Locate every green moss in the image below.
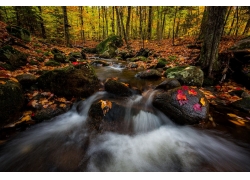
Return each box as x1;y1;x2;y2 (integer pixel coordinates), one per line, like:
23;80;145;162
156;58;168;68
165;66;188;75
168;55;177;61
96;35;123;54
45;60;61;66
6;26;31;42
43;51;51;56
29;59;39;65
129;56;147;62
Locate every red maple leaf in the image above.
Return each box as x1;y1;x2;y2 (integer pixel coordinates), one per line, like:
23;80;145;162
193;103;202;111
177;89;183;94
182;85;189;90
72;62;79;65
188;89;197;96
177;93;187;101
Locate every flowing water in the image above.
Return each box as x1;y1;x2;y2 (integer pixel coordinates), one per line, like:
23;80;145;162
0;61;250;172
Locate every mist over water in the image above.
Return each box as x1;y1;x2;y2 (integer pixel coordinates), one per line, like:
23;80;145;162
0;90;250;172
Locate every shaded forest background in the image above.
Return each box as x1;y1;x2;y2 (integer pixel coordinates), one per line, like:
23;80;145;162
0;6;249;46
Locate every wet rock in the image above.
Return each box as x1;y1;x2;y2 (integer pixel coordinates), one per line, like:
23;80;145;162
117;50;135;59
165;66;204;87
135;69;161;79
231;97;250;113
6;25;31;42
33;104;70;122
37;63;101;98
0;78;24;127
0;45;28;70
127;62;138;69
81;47;97;54
135;48;152;57
96;35;123;58
152;86;209;125
104;78;132;97
155;78;181;91
16;73;37;88
90;60;110;67
54;53;67;63
68;52;86;62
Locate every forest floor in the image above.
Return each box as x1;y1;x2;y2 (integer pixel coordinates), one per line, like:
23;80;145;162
1;21;250;141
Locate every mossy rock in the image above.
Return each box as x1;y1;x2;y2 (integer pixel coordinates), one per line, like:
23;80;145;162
156;58;168;68
0;78;24;127
54;53;67;63
135;69;162;79
165;66;204;87
0;62;14;71
0;45;28;70
128;56;147;62
37;63;101;98
45;60;61;67
229;36;250;50
6;25;31;42
29;59;39;65
16;74;37;88
96;35;123;58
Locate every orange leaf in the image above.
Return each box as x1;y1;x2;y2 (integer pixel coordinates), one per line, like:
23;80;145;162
200;98;206;106
188;89;197;96
177;93;187;101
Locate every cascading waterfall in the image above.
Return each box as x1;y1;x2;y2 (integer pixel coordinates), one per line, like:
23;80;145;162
0;90;250;172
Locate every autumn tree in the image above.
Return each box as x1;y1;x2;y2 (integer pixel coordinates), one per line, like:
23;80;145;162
62;6;71;47
198;6;227;78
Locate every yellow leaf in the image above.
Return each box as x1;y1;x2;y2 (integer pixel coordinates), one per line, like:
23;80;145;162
0;80;6;85
227;113;239;118
20;115;31;122
229;119;245;126
200;97;206;106
59;104;66;108
100;100;112;115
9;77;18;82
23;111;32;116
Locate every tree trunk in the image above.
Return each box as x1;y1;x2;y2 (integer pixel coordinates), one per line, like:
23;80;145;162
62;6;71;47
228;9;237;35
118;7;128;48
112;6;115;35
243;8;250;35
197;7;208;40
38;6;46;39
147;6;153;40
172;6;178;45
198;6;227;77
222;6;232;35
115;6;121;37
126;6;131;40
14;6;21;26
79;6;85;43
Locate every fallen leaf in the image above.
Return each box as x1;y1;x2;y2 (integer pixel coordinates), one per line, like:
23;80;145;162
177;89;183;94
20;115;31;122
9;77;18;82
0;80;6;85
177;93;187;101
193;103;202;111
182;85;189;90
188;89;197;96
229;119;245;126
200;98;206;106
59;104;66;108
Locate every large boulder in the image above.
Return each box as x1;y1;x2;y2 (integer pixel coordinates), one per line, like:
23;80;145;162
68;52;86;62
135;69;161;79
0;78;24;127
96;35;123;58
37;63;101;98
227;37;250;89
6;25;31;42
104;78;132;97
16;73;37;88
231;97;250;113
155;78;181;91
152;86;209;125
0;45;28;70
165;66;204;87
51;48;67;63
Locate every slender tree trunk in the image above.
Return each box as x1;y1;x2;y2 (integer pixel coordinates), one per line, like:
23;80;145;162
222;6;232;35
198;6;227;77
235;6;239;36
139;6;142;39
161;8;167;40
147;6;153;40
118;7;128;47
14;6;21;26
172;6;178;45
243;8;250;35
228;9;237;35
126;6;131;40
38;6;46;39
79;6;85;43
0;7;3;21
112;6;115;35
115;6;121;37
62;6;71;47
197;7;208;40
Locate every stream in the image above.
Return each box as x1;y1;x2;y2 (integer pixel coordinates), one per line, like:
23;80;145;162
0;59;250;172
